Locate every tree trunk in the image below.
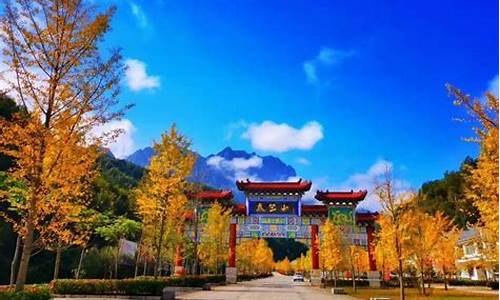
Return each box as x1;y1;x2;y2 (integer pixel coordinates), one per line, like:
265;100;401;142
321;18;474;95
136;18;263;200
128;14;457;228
443;266;448;291
420;269;426;295
15;216;35;291
143;260;147;276
398;258;405;300
154;216;166;278
76;247;85;279
395;233;405;300
134;231;144;278
115;240;120;279
10;235;21;286
192;205;199;275
352;266;356;293
53;244;62;280
333;271;337;288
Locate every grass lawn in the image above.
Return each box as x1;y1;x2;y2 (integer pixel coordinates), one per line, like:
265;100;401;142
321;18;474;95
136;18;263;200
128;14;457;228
344;287;498;300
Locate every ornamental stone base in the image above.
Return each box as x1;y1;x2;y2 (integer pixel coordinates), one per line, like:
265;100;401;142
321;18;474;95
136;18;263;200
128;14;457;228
367;271;381;287
226;267;237;284
174;266;185;276
310;269;322;286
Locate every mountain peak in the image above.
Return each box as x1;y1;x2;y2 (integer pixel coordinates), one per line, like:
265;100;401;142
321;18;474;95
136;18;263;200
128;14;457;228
125;146;297;202
126;146;154;167
216;146;251;159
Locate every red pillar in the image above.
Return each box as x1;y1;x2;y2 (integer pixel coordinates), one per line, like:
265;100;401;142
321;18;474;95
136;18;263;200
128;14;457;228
174;224;186;276
311;224;319;270
174;244;185;276
366;224;377;271
228;223;237;268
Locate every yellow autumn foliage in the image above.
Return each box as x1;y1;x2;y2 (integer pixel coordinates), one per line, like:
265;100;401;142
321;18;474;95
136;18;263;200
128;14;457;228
135;125;195;276
319;220;344;273
275;257;293;275
198;202;232;273
449;86;498;263
0;0;123;290
237;239;274;275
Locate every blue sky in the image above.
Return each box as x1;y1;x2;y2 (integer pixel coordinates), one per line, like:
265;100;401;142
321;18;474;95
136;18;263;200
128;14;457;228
101;0;498;203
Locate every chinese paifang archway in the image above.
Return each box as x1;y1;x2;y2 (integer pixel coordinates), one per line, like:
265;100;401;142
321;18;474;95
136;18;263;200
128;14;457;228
180;179;380;286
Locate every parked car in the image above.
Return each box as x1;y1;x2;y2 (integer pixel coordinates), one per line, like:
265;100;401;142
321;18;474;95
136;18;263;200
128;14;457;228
293;273;304;282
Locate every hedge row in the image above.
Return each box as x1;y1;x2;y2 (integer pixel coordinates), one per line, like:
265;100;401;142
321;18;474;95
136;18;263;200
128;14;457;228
0;288;51;300
448;279;498;288
324;279;370;287
51;275;225;295
381;278;499;289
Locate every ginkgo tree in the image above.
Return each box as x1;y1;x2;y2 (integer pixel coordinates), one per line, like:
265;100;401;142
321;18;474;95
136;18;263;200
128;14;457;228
375;164;415;300
374;223;398;282
343;245;370;292
319;220;345;287
0;0;126;291
432;225;460;290
448;85;499;266
406;209;452;295
198;202;231;274
275;257;293;275
135;125;195;277
236;239;274;275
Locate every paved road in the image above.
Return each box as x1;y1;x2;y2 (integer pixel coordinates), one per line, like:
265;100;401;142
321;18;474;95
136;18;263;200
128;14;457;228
178;273;356;300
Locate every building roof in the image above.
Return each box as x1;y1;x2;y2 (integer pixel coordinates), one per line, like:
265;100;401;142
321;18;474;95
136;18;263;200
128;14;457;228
458;228;480;244
236;179;312;193
356;212;379;222
189;190;233;201
231;204;246;215
301;205;328;214
315;190;368;203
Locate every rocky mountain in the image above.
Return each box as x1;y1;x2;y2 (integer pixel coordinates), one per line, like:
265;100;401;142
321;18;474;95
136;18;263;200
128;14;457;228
125;146;297;199
126;147;155;167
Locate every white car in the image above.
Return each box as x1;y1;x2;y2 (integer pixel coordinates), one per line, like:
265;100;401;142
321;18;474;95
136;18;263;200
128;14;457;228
292;273;304;282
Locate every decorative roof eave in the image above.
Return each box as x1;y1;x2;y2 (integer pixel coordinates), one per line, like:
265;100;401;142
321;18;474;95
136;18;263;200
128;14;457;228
231;204;246;215
301;205;328;215
236;179;312;193
188;190;233;201
314;190;368;204
356;212;379;222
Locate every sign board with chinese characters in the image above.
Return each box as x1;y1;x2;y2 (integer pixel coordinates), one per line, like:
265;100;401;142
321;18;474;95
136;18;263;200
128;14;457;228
248;200;298;215
328;207;355;225
235;216;323;239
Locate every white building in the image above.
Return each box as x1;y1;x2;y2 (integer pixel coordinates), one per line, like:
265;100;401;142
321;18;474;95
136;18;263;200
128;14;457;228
456;228;497;281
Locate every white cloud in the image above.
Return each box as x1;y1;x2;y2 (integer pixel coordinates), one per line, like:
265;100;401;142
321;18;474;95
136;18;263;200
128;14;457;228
242;121;323;152
206;156;224;168
130;2;148;29
125;59;160;92
224;120;249;140
340;159;410;211
207;155;263;181
92;119;137;159
297;157;311;165
300;160;411;211
303;62;318;84
303;47;353;84
231;156;263;170
207;155;263;171
487;74;498;97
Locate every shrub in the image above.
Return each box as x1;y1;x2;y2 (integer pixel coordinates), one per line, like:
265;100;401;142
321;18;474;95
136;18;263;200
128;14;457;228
488;281;499;290
0;287;51;300
50;275;226;295
448;279;490;287
324;279;370;287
